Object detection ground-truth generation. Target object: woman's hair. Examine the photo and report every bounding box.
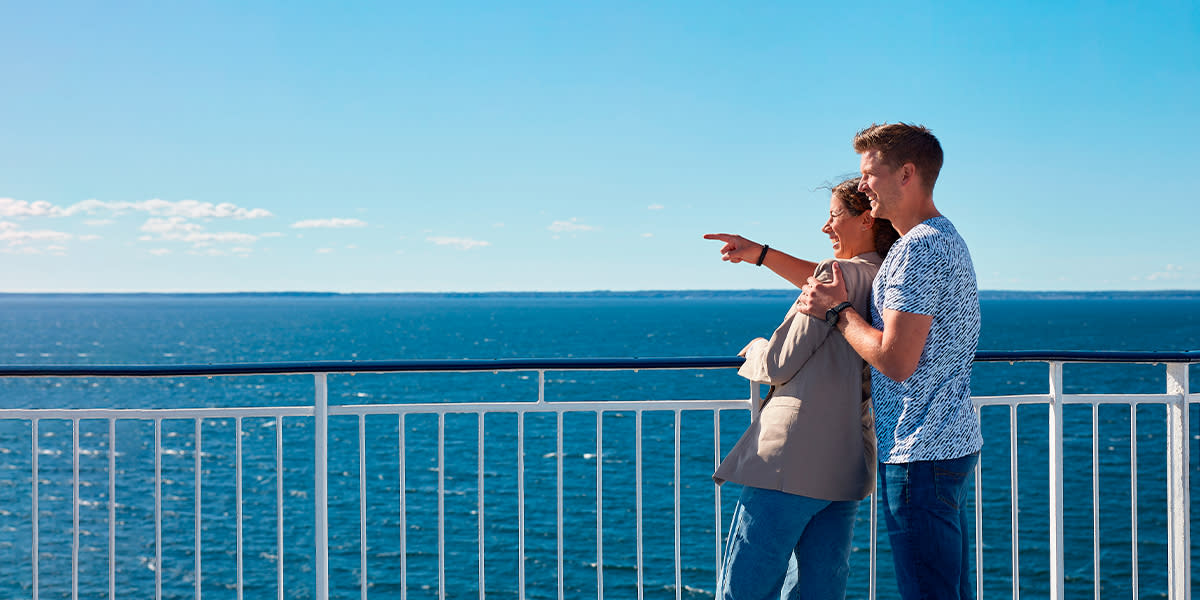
[832,177,900,258]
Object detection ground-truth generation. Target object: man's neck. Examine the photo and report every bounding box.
[891,196,940,236]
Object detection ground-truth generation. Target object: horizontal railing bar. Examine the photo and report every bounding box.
[328,399,752,415]
[973,393,1195,407]
[972,394,1053,406]
[0,357,744,377]
[974,350,1200,363]
[0,407,315,419]
[0,350,1196,378]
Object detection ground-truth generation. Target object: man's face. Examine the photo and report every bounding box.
[858,150,901,220]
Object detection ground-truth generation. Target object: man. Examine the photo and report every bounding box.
[796,123,982,599]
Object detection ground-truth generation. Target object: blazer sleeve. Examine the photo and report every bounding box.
[737,259,837,386]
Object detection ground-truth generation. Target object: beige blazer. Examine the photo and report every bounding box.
[712,253,881,501]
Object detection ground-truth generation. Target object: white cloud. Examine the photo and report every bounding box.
[1,197,273,220]
[0,220,74,248]
[427,236,491,250]
[291,218,367,229]
[641,233,654,238]
[647,204,664,210]
[316,248,334,254]
[68,198,272,219]
[1144,264,1187,281]
[78,234,102,241]
[548,218,597,233]
[1,245,43,255]
[85,219,115,226]
[138,217,258,248]
[0,198,68,217]
[141,217,203,235]
[149,248,171,256]
[260,232,285,238]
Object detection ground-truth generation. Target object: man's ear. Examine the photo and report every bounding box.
[900,162,917,187]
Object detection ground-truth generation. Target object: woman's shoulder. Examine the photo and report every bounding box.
[831,252,882,272]
[815,253,880,286]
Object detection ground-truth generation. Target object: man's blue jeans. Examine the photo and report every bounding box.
[718,486,858,600]
[879,452,979,600]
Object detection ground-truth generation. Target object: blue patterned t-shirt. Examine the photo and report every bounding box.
[871,216,982,463]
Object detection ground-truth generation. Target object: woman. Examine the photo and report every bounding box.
[704,177,899,600]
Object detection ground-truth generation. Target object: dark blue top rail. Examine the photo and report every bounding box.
[0,351,1196,377]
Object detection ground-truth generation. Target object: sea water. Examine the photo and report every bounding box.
[0,292,1197,599]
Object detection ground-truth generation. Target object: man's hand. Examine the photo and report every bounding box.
[796,261,849,319]
[703,233,762,264]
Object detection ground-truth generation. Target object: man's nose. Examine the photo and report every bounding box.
[857,180,868,192]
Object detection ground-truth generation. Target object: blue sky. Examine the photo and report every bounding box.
[2,2,1197,292]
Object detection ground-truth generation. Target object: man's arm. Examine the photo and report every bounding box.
[795,262,931,382]
[831,307,930,382]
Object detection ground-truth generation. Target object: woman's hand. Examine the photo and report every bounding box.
[703,233,763,264]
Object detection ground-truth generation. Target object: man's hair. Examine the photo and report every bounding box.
[852,123,943,192]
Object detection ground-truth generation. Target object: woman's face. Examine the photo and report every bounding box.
[821,193,867,259]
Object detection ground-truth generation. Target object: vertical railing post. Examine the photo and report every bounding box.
[1165,362,1190,600]
[1048,361,1065,600]
[749,380,761,420]
[314,373,330,600]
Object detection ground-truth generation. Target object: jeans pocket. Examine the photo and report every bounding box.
[933,465,969,511]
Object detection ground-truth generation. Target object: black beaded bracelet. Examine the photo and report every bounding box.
[755,244,770,267]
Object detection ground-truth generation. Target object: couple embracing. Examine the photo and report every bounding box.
[707,123,982,600]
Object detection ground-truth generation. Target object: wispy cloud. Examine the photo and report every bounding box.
[647,204,664,210]
[548,218,597,233]
[0,198,68,217]
[0,220,74,253]
[138,217,258,248]
[1143,264,1187,281]
[427,236,490,250]
[0,197,273,219]
[291,218,367,229]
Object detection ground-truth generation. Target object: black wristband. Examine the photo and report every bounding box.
[755,244,770,267]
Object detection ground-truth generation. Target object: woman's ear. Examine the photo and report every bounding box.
[860,211,874,231]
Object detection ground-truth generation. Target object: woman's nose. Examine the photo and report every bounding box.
[822,219,833,233]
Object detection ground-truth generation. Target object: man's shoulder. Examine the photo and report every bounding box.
[898,217,970,258]
[909,216,960,242]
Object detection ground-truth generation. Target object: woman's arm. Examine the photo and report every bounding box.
[703,233,818,288]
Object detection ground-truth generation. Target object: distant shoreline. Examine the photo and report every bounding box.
[2,290,1199,300]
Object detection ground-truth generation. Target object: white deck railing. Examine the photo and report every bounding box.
[0,353,1195,599]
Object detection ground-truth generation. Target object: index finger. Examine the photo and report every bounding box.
[703,233,734,242]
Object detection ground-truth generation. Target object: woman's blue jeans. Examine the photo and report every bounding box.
[879,452,979,600]
[718,486,858,600]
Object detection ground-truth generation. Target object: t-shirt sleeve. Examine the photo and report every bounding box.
[879,237,943,316]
